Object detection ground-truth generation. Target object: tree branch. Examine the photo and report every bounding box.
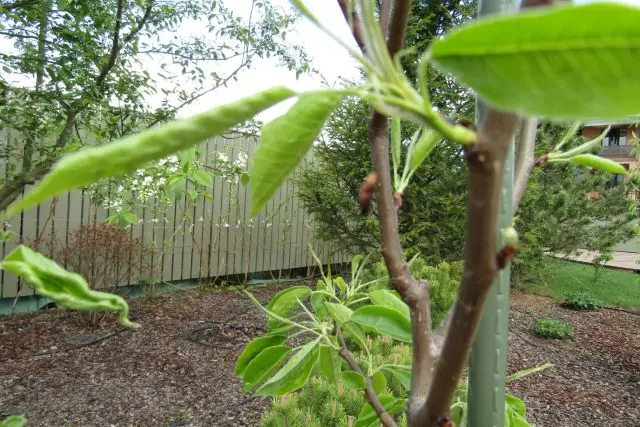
[513,118,538,212]
[95,0,125,89]
[336,327,397,427]
[336,0,368,55]
[417,109,519,425]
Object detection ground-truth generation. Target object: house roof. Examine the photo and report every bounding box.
[583,117,639,127]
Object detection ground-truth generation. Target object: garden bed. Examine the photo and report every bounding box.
[1,285,638,426]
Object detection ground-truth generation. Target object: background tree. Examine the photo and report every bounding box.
[0,0,308,212]
[298,0,474,264]
[514,123,638,283]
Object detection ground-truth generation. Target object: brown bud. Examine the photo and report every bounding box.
[358,172,378,215]
[497,243,518,270]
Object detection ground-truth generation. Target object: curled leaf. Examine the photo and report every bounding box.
[0,246,139,328]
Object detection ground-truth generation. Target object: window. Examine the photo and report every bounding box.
[601,127,627,147]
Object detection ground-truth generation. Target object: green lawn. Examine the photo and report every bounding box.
[519,258,640,308]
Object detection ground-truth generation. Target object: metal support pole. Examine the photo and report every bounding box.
[468,1,520,426]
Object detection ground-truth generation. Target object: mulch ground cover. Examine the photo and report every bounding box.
[1,285,638,426]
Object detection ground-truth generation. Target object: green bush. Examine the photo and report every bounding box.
[260,336,412,427]
[534,318,574,340]
[562,292,602,311]
[363,256,462,327]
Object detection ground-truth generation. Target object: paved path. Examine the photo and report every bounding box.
[553,251,640,272]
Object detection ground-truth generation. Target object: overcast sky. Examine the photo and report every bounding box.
[175,0,362,122]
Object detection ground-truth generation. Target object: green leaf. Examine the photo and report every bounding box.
[354,395,405,427]
[391,117,401,171]
[351,254,364,282]
[187,190,199,201]
[429,3,640,119]
[380,364,412,391]
[410,129,440,170]
[324,302,353,326]
[505,393,527,417]
[235,334,287,377]
[257,337,320,396]
[0,246,138,328]
[352,305,412,343]
[242,345,292,391]
[191,170,213,188]
[121,211,137,225]
[568,154,627,175]
[333,277,347,293]
[342,370,366,390]
[266,286,311,330]
[371,370,387,395]
[310,291,330,320]
[342,320,368,350]
[368,289,410,321]
[0,416,27,427]
[4,87,295,219]
[318,344,341,382]
[506,362,553,382]
[240,173,250,186]
[250,91,345,215]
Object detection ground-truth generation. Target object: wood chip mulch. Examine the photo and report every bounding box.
[1,285,638,426]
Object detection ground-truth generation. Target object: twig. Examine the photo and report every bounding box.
[336,326,397,427]
[513,118,538,212]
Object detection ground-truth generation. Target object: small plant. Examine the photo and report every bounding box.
[562,292,602,311]
[534,317,574,340]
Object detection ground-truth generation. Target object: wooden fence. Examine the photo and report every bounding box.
[0,132,346,299]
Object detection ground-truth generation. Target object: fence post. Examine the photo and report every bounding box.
[467,0,520,425]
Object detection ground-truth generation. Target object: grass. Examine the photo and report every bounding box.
[520,257,640,308]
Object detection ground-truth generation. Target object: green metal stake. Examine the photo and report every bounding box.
[467,0,520,426]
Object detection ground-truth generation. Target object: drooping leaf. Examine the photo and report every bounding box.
[380,364,412,391]
[318,344,341,382]
[242,345,292,391]
[266,286,311,330]
[240,173,250,186]
[257,337,320,396]
[352,305,412,342]
[429,3,640,119]
[250,91,345,215]
[354,394,405,427]
[409,128,441,170]
[4,87,295,219]
[0,246,139,328]
[568,154,627,175]
[342,370,366,390]
[0,416,27,427]
[235,334,288,377]
[368,289,410,321]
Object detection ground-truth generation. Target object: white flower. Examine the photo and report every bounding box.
[223,222,230,228]
[266,223,272,228]
[199,216,204,222]
[151,218,159,223]
[138,219,144,224]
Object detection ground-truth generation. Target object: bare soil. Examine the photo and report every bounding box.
[1,285,638,426]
